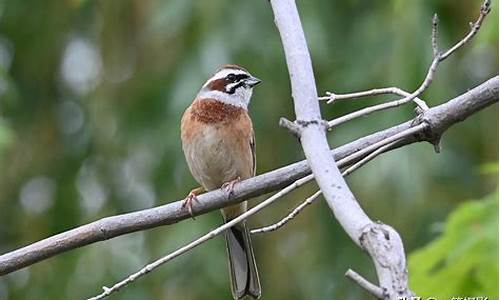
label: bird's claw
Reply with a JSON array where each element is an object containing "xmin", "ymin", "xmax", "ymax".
[
  {"xmin": 222, "ymin": 177, "xmax": 241, "ymax": 198},
  {"xmin": 183, "ymin": 191, "xmax": 199, "ymax": 219}
]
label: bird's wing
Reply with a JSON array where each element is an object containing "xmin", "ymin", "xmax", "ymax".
[{"xmin": 250, "ymin": 131, "xmax": 256, "ymax": 176}]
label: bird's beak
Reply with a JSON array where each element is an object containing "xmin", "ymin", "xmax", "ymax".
[{"xmin": 246, "ymin": 76, "xmax": 262, "ymax": 87}]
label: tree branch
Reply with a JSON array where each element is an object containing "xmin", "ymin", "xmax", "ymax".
[
  {"xmin": 345, "ymin": 269, "xmax": 386, "ymax": 299},
  {"xmin": 87, "ymin": 174, "xmax": 315, "ymax": 300},
  {"xmin": 251, "ymin": 190, "xmax": 322, "ymax": 234},
  {"xmin": 318, "ymin": 87, "xmax": 427, "ymax": 106},
  {"xmin": 0, "ymin": 76, "xmax": 496, "ymax": 277},
  {"xmin": 268, "ymin": 0, "xmax": 495, "ymax": 299},
  {"xmin": 440, "ymin": 0, "xmax": 490, "ymax": 60},
  {"xmin": 269, "ymin": 0, "xmax": 413, "ymax": 299}
]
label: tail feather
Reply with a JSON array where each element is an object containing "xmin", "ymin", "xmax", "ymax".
[{"xmin": 224, "ymin": 221, "xmax": 261, "ymax": 299}]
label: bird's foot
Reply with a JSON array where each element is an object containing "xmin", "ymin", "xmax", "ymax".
[
  {"xmin": 222, "ymin": 177, "xmax": 241, "ymax": 198},
  {"xmin": 182, "ymin": 187, "xmax": 204, "ymax": 219}
]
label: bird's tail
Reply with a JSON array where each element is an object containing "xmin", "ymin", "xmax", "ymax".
[{"xmin": 224, "ymin": 219, "xmax": 261, "ymax": 299}]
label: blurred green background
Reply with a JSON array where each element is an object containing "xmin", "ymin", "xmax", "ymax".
[{"xmin": 0, "ymin": 0, "xmax": 498, "ymax": 299}]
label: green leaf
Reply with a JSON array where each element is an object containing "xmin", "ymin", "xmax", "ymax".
[{"xmin": 409, "ymin": 191, "xmax": 499, "ymax": 299}]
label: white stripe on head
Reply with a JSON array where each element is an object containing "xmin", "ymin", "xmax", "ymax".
[{"xmin": 206, "ymin": 68, "xmax": 249, "ymax": 83}]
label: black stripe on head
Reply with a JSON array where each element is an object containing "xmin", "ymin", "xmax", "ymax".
[
  {"xmin": 226, "ymin": 81, "xmax": 246, "ymax": 94},
  {"xmin": 224, "ymin": 72, "xmax": 250, "ymax": 94},
  {"xmin": 226, "ymin": 73, "xmax": 249, "ymax": 83}
]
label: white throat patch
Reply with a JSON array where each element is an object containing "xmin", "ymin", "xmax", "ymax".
[{"xmin": 197, "ymin": 88, "xmax": 253, "ymax": 109}]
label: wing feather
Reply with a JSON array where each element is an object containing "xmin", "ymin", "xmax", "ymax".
[{"xmin": 250, "ymin": 132, "xmax": 256, "ymax": 176}]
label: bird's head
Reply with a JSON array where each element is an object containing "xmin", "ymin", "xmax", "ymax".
[{"xmin": 197, "ymin": 65, "xmax": 261, "ymax": 109}]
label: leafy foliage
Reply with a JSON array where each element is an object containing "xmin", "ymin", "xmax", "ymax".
[{"xmin": 409, "ymin": 191, "xmax": 499, "ymax": 299}]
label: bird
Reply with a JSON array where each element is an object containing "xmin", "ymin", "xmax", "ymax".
[{"xmin": 180, "ymin": 64, "xmax": 262, "ymax": 299}]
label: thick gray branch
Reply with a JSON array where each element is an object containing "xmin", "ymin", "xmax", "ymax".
[
  {"xmin": 0, "ymin": 76, "xmax": 497, "ymax": 276},
  {"xmin": 269, "ymin": 0, "xmax": 372, "ymax": 239},
  {"xmin": 269, "ymin": 0, "xmax": 411, "ymax": 298}
]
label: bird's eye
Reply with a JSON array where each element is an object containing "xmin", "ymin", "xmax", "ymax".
[{"xmin": 226, "ymin": 74, "xmax": 236, "ymax": 81}]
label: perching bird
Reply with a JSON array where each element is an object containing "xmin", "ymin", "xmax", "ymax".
[{"xmin": 180, "ymin": 65, "xmax": 262, "ymax": 299}]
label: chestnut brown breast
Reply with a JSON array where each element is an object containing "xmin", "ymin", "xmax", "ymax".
[
  {"xmin": 189, "ymin": 99, "xmax": 244, "ymax": 124},
  {"xmin": 181, "ymin": 98, "xmax": 255, "ymax": 191}
]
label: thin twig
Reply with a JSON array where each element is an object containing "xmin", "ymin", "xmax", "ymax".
[
  {"xmin": 335, "ymin": 124, "xmax": 427, "ymax": 168},
  {"xmin": 345, "ymin": 269, "xmax": 386, "ymax": 299},
  {"xmin": 440, "ymin": 0, "xmax": 491, "ymax": 60},
  {"xmin": 318, "ymin": 87, "xmax": 426, "ymax": 106},
  {"xmin": 327, "ymin": 57, "xmax": 438, "ymax": 128},
  {"xmin": 432, "ymin": 13, "xmax": 439, "ymax": 57},
  {"xmin": 341, "ymin": 140, "xmax": 401, "ymax": 177},
  {"xmin": 86, "ymin": 175, "xmax": 314, "ymax": 300},
  {"xmin": 251, "ymin": 190, "xmax": 321, "ymax": 234},
  {"xmin": 324, "ymin": 0, "xmax": 491, "ymax": 129}
]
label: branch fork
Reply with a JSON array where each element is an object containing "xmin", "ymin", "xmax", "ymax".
[
  {"xmin": 279, "ymin": 117, "xmax": 329, "ymax": 138},
  {"xmin": 412, "ymin": 113, "xmax": 443, "ymax": 153},
  {"xmin": 358, "ymin": 223, "xmax": 413, "ymax": 299},
  {"xmin": 345, "ymin": 269, "xmax": 387, "ymax": 299}
]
